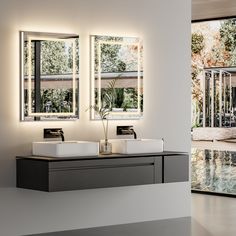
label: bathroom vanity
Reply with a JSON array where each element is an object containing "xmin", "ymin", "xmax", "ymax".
[{"xmin": 16, "ymin": 152, "xmax": 189, "ymax": 192}]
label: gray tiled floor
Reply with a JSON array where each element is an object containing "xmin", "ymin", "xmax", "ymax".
[
  {"xmin": 192, "ymin": 193, "xmax": 236, "ymax": 236},
  {"xmin": 26, "ymin": 217, "xmax": 191, "ymax": 236},
  {"xmin": 26, "ymin": 194, "xmax": 236, "ymax": 236}
]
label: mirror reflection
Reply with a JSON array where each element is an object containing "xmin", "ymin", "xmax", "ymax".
[
  {"xmin": 20, "ymin": 31, "xmax": 79, "ymax": 121},
  {"xmin": 90, "ymin": 35, "xmax": 143, "ymax": 120}
]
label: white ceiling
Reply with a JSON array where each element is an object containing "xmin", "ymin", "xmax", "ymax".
[{"xmin": 192, "ymin": 0, "xmax": 236, "ymax": 21}]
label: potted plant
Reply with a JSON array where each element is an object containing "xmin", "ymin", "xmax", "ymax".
[{"xmin": 88, "ymin": 79, "xmax": 117, "ymax": 154}]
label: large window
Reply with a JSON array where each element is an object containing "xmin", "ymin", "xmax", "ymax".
[
  {"xmin": 191, "ymin": 18, "xmax": 236, "ymax": 197},
  {"xmin": 192, "ymin": 18, "xmax": 236, "ymax": 128}
]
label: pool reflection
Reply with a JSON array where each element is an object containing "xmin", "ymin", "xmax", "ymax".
[{"xmin": 191, "ymin": 148, "xmax": 236, "ymax": 195}]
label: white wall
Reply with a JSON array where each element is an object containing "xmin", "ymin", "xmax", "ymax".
[{"xmin": 0, "ymin": 0, "xmax": 191, "ymax": 235}]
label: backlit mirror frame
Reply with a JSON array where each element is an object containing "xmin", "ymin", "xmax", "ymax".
[
  {"xmin": 20, "ymin": 31, "xmax": 79, "ymax": 121},
  {"xmin": 90, "ymin": 35, "xmax": 143, "ymax": 120}
]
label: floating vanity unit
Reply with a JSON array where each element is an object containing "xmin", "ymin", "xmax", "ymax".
[{"xmin": 16, "ymin": 151, "xmax": 189, "ymax": 192}]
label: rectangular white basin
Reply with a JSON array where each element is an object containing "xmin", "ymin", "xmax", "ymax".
[
  {"xmin": 32, "ymin": 141, "xmax": 99, "ymax": 157},
  {"xmin": 109, "ymin": 139, "xmax": 164, "ymax": 154}
]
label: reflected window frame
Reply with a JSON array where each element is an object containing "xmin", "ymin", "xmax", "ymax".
[{"xmin": 20, "ymin": 31, "xmax": 79, "ymax": 121}]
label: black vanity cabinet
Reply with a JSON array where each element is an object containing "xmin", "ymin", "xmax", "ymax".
[
  {"xmin": 49, "ymin": 157, "xmax": 161, "ymax": 191},
  {"xmin": 16, "ymin": 152, "xmax": 188, "ymax": 192},
  {"xmin": 17, "ymin": 155, "xmax": 162, "ymax": 192},
  {"xmin": 163, "ymin": 154, "xmax": 189, "ymax": 183}
]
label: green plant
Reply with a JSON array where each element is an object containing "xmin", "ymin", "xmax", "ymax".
[
  {"xmin": 122, "ymin": 88, "xmax": 138, "ymax": 110},
  {"xmin": 101, "ymin": 79, "xmax": 117, "ymax": 109},
  {"xmin": 87, "ymin": 79, "xmax": 117, "ymax": 142},
  {"xmin": 88, "ymin": 105, "xmax": 110, "ymax": 142},
  {"xmin": 113, "ymin": 88, "xmax": 124, "ymax": 108}
]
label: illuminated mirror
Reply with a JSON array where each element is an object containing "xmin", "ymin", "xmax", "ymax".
[
  {"xmin": 90, "ymin": 35, "xmax": 143, "ymax": 120},
  {"xmin": 20, "ymin": 31, "xmax": 79, "ymax": 121}
]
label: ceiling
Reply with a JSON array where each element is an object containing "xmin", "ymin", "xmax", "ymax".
[{"xmin": 192, "ymin": 0, "xmax": 236, "ymax": 21}]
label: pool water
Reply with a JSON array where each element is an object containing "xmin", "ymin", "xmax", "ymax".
[{"xmin": 191, "ymin": 148, "xmax": 236, "ymax": 195}]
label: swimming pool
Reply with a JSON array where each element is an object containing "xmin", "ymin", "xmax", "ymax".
[{"xmin": 191, "ymin": 148, "xmax": 236, "ymax": 195}]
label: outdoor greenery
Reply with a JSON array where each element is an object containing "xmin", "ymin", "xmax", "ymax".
[
  {"xmin": 25, "ymin": 35, "xmax": 142, "ymax": 117},
  {"xmin": 24, "ymin": 89, "xmax": 73, "ymax": 116},
  {"xmin": 24, "ymin": 38, "xmax": 79, "ymax": 116},
  {"xmin": 220, "ymin": 19, "xmax": 236, "ymax": 65},
  {"xmin": 100, "ymin": 87, "xmax": 139, "ymax": 110},
  {"xmin": 191, "ymin": 33, "xmax": 205, "ymax": 54},
  {"xmin": 220, "ymin": 19, "xmax": 236, "ymax": 52},
  {"xmin": 94, "ymin": 36, "xmax": 141, "ymax": 73},
  {"xmin": 191, "ymin": 18, "xmax": 236, "ymax": 127},
  {"xmin": 93, "ymin": 36, "xmax": 143, "ymax": 115},
  {"xmin": 25, "ymin": 38, "xmax": 79, "ymax": 75},
  {"xmin": 41, "ymin": 41, "xmax": 69, "ymax": 74},
  {"xmin": 40, "ymin": 89, "xmax": 73, "ymax": 113}
]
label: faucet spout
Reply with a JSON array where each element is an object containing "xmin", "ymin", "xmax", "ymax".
[
  {"xmin": 59, "ymin": 130, "xmax": 65, "ymax": 142},
  {"xmin": 130, "ymin": 128, "xmax": 137, "ymax": 139},
  {"xmin": 44, "ymin": 128, "xmax": 65, "ymax": 142},
  {"xmin": 116, "ymin": 126, "xmax": 137, "ymax": 139}
]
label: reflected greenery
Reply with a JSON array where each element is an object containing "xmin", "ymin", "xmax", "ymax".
[
  {"xmin": 91, "ymin": 35, "xmax": 143, "ymax": 120},
  {"xmin": 21, "ymin": 31, "xmax": 79, "ymax": 121}
]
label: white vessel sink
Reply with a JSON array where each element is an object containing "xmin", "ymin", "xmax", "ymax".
[
  {"xmin": 32, "ymin": 141, "xmax": 99, "ymax": 157},
  {"xmin": 109, "ymin": 139, "xmax": 164, "ymax": 154}
]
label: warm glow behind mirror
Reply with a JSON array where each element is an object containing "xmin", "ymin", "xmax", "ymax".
[
  {"xmin": 90, "ymin": 35, "xmax": 143, "ymax": 120},
  {"xmin": 20, "ymin": 31, "xmax": 79, "ymax": 121}
]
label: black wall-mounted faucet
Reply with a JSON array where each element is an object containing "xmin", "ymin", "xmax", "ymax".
[
  {"xmin": 44, "ymin": 128, "xmax": 65, "ymax": 142},
  {"xmin": 117, "ymin": 126, "xmax": 137, "ymax": 139},
  {"xmin": 130, "ymin": 128, "xmax": 137, "ymax": 139}
]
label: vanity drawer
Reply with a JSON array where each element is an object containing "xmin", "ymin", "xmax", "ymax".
[
  {"xmin": 49, "ymin": 157, "xmax": 156, "ymax": 191},
  {"xmin": 49, "ymin": 157, "xmax": 155, "ymax": 169},
  {"xmin": 49, "ymin": 164, "xmax": 155, "ymax": 191}
]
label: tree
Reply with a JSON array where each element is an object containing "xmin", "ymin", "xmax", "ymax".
[
  {"xmin": 219, "ymin": 19, "xmax": 236, "ymax": 66},
  {"xmin": 25, "ymin": 40, "xmax": 74, "ymax": 75},
  {"xmin": 220, "ymin": 19, "xmax": 236, "ymax": 52},
  {"xmin": 192, "ymin": 33, "xmax": 205, "ymax": 54},
  {"xmin": 41, "ymin": 40, "xmax": 68, "ymax": 74},
  {"xmin": 94, "ymin": 36, "xmax": 126, "ymax": 73},
  {"xmin": 191, "ymin": 20, "xmax": 236, "ymax": 127},
  {"xmin": 191, "ymin": 32, "xmax": 205, "ymax": 127}
]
